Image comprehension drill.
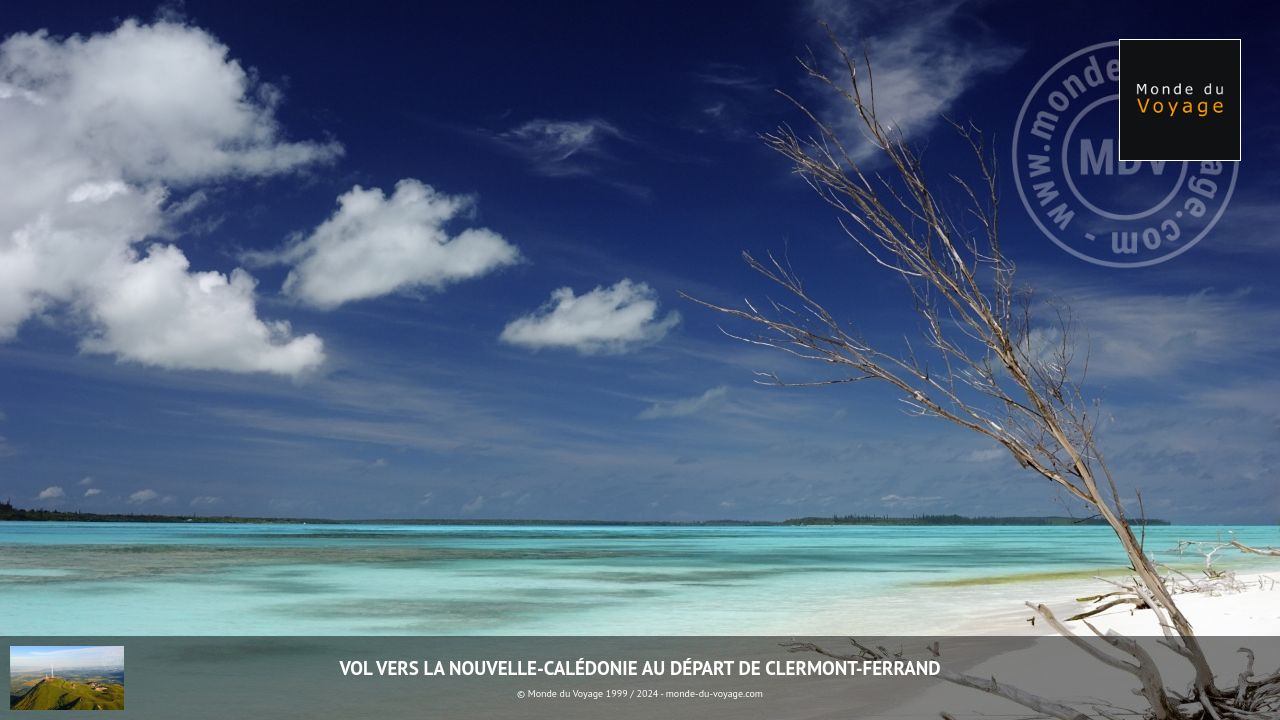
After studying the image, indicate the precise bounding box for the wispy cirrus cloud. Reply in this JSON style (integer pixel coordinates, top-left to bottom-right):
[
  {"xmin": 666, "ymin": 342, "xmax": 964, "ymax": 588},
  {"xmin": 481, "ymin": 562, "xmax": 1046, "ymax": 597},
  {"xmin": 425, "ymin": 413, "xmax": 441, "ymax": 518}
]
[
  {"xmin": 688, "ymin": 62, "xmax": 776, "ymax": 140},
  {"xmin": 638, "ymin": 385, "xmax": 729, "ymax": 420},
  {"xmin": 805, "ymin": 0, "xmax": 1021, "ymax": 160},
  {"xmin": 1194, "ymin": 199, "xmax": 1280, "ymax": 257},
  {"xmin": 498, "ymin": 118, "xmax": 625, "ymax": 177},
  {"xmin": 959, "ymin": 447, "xmax": 1005, "ymax": 463},
  {"xmin": 487, "ymin": 118, "xmax": 649, "ymax": 195},
  {"xmin": 691, "ymin": 62, "xmax": 770, "ymax": 92},
  {"xmin": 1030, "ymin": 285, "xmax": 1280, "ymax": 381}
]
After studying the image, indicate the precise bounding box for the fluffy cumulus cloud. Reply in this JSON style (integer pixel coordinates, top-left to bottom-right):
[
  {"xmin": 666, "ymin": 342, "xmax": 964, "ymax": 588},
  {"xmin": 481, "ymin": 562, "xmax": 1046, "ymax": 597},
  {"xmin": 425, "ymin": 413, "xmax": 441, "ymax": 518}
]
[
  {"xmin": 259, "ymin": 180, "xmax": 519, "ymax": 309},
  {"xmin": 0, "ymin": 19, "xmax": 338, "ymax": 376},
  {"xmin": 83, "ymin": 244, "xmax": 324, "ymax": 373},
  {"xmin": 36, "ymin": 486, "xmax": 65, "ymax": 500},
  {"xmin": 500, "ymin": 280, "xmax": 679, "ymax": 354},
  {"xmin": 128, "ymin": 489, "xmax": 159, "ymax": 504}
]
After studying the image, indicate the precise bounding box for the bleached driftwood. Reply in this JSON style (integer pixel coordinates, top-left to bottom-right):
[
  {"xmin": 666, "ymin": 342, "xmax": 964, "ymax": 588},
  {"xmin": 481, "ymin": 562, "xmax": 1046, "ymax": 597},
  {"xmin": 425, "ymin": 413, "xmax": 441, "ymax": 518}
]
[{"xmin": 1230, "ymin": 540, "xmax": 1280, "ymax": 558}]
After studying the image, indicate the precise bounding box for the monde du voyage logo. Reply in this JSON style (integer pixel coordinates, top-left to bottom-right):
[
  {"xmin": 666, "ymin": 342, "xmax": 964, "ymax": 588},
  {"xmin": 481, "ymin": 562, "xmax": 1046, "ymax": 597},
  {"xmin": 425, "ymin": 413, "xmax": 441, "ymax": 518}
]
[{"xmin": 1013, "ymin": 41, "xmax": 1240, "ymax": 268}]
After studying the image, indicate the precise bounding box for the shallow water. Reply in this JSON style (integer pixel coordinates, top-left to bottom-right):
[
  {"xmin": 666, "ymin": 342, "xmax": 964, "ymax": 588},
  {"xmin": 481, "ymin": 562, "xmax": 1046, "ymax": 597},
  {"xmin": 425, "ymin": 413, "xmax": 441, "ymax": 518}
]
[{"xmin": 1, "ymin": 523, "xmax": 1276, "ymax": 635}]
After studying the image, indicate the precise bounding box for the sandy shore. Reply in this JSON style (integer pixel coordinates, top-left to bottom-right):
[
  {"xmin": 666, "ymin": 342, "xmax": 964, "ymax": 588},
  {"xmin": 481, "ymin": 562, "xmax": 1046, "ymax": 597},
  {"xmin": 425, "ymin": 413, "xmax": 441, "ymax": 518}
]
[
  {"xmin": 954, "ymin": 570, "xmax": 1280, "ymax": 636},
  {"xmin": 874, "ymin": 568, "xmax": 1280, "ymax": 718}
]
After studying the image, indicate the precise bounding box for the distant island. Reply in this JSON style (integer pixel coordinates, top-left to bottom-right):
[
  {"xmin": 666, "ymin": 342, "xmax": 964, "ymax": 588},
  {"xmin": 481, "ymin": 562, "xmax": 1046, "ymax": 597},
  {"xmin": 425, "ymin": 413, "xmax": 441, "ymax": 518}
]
[
  {"xmin": 0, "ymin": 500, "xmax": 325, "ymax": 524},
  {"xmin": 0, "ymin": 501, "xmax": 1168, "ymax": 526},
  {"xmin": 785, "ymin": 514, "xmax": 1171, "ymax": 526}
]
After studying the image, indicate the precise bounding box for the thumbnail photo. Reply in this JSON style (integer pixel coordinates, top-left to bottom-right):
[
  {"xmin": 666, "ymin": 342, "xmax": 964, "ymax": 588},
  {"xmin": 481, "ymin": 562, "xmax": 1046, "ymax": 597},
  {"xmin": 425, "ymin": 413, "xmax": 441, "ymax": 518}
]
[{"xmin": 9, "ymin": 646, "xmax": 124, "ymax": 711}]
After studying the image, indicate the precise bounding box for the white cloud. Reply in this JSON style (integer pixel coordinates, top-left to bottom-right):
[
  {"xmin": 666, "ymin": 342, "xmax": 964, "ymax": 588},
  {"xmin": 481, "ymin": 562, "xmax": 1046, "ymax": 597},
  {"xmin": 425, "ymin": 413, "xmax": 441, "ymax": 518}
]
[
  {"xmin": 1036, "ymin": 286, "xmax": 1280, "ymax": 380},
  {"xmin": 960, "ymin": 447, "xmax": 1005, "ymax": 463},
  {"xmin": 880, "ymin": 493, "xmax": 943, "ymax": 509},
  {"xmin": 639, "ymin": 386, "xmax": 729, "ymax": 420},
  {"xmin": 2, "ymin": 21, "xmax": 340, "ymax": 183},
  {"xmin": 499, "ymin": 118, "xmax": 623, "ymax": 178},
  {"xmin": 190, "ymin": 496, "xmax": 220, "ymax": 506},
  {"xmin": 259, "ymin": 179, "xmax": 519, "ymax": 309},
  {"xmin": 807, "ymin": 0, "xmax": 1020, "ymax": 160},
  {"xmin": 36, "ymin": 486, "xmax": 65, "ymax": 500},
  {"xmin": 82, "ymin": 244, "xmax": 324, "ymax": 374},
  {"xmin": 692, "ymin": 63, "xmax": 769, "ymax": 91},
  {"xmin": 79, "ymin": 476, "xmax": 94, "ymax": 485},
  {"xmin": 128, "ymin": 488, "xmax": 159, "ymax": 504},
  {"xmin": 84, "ymin": 488, "xmax": 101, "ymax": 497},
  {"xmin": 500, "ymin": 279, "xmax": 679, "ymax": 354},
  {"xmin": 1193, "ymin": 379, "xmax": 1280, "ymax": 420},
  {"xmin": 461, "ymin": 495, "xmax": 485, "ymax": 514},
  {"xmin": 1189, "ymin": 200, "xmax": 1280, "ymax": 258},
  {"xmin": 0, "ymin": 19, "xmax": 336, "ymax": 376}
]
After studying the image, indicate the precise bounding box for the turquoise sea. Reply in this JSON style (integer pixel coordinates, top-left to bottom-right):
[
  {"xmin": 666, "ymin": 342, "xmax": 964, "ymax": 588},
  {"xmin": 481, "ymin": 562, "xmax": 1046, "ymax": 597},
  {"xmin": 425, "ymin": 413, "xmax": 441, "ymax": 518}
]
[{"xmin": 1, "ymin": 523, "xmax": 1277, "ymax": 635}]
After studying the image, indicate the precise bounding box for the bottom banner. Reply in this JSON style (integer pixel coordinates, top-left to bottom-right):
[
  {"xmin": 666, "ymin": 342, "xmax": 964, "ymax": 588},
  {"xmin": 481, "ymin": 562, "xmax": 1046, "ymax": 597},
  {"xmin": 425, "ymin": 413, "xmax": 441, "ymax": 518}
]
[{"xmin": 5, "ymin": 636, "xmax": 1277, "ymax": 718}]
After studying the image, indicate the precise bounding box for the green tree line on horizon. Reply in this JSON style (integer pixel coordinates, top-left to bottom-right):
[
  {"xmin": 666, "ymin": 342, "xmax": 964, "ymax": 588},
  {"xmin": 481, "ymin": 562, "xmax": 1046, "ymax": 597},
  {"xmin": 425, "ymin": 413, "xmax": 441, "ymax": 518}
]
[
  {"xmin": 1, "ymin": 500, "xmax": 1172, "ymax": 526},
  {"xmin": 785, "ymin": 514, "xmax": 1172, "ymax": 526}
]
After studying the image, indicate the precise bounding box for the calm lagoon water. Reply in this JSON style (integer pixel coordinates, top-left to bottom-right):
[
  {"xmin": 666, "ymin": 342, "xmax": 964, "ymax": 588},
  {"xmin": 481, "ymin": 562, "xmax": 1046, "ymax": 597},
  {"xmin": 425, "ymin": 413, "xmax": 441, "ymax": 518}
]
[{"xmin": 1, "ymin": 522, "xmax": 1276, "ymax": 636}]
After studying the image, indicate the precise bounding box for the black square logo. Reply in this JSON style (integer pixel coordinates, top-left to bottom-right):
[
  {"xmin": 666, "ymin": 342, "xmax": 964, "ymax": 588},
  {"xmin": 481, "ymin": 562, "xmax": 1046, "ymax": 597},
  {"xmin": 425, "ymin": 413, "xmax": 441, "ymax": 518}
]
[{"xmin": 1119, "ymin": 39, "xmax": 1240, "ymax": 161}]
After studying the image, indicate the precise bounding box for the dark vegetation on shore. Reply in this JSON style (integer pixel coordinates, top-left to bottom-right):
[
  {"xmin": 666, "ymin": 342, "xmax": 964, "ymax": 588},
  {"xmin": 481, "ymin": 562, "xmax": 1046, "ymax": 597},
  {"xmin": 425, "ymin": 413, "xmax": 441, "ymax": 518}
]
[
  {"xmin": 0, "ymin": 500, "xmax": 322, "ymax": 524},
  {"xmin": 785, "ymin": 514, "xmax": 1172, "ymax": 526},
  {"xmin": 0, "ymin": 501, "xmax": 1168, "ymax": 526}
]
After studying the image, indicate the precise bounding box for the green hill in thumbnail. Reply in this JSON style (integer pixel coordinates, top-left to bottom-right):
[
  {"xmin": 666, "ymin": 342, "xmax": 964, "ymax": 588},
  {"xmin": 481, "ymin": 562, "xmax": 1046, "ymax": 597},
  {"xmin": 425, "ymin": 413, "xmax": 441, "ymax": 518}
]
[{"xmin": 11, "ymin": 677, "xmax": 123, "ymax": 711}]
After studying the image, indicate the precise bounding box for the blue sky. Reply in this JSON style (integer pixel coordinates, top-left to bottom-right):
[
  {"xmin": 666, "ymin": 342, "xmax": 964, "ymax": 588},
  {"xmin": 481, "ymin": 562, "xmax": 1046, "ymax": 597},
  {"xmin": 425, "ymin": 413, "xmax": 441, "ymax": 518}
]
[
  {"xmin": 10, "ymin": 646, "xmax": 123, "ymax": 672},
  {"xmin": 0, "ymin": 1, "xmax": 1276, "ymax": 522}
]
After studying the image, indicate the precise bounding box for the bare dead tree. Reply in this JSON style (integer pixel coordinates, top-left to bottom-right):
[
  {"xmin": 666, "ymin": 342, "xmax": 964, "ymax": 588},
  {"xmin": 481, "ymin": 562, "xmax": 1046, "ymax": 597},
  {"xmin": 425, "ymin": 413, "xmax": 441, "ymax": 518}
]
[{"xmin": 689, "ymin": 29, "xmax": 1276, "ymax": 720}]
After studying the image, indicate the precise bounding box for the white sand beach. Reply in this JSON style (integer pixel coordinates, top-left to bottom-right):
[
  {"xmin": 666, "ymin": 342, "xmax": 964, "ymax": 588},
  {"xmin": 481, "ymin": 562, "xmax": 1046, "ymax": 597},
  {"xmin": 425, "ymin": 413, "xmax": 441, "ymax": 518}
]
[
  {"xmin": 875, "ymin": 569, "xmax": 1280, "ymax": 719},
  {"xmin": 958, "ymin": 570, "xmax": 1280, "ymax": 636}
]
